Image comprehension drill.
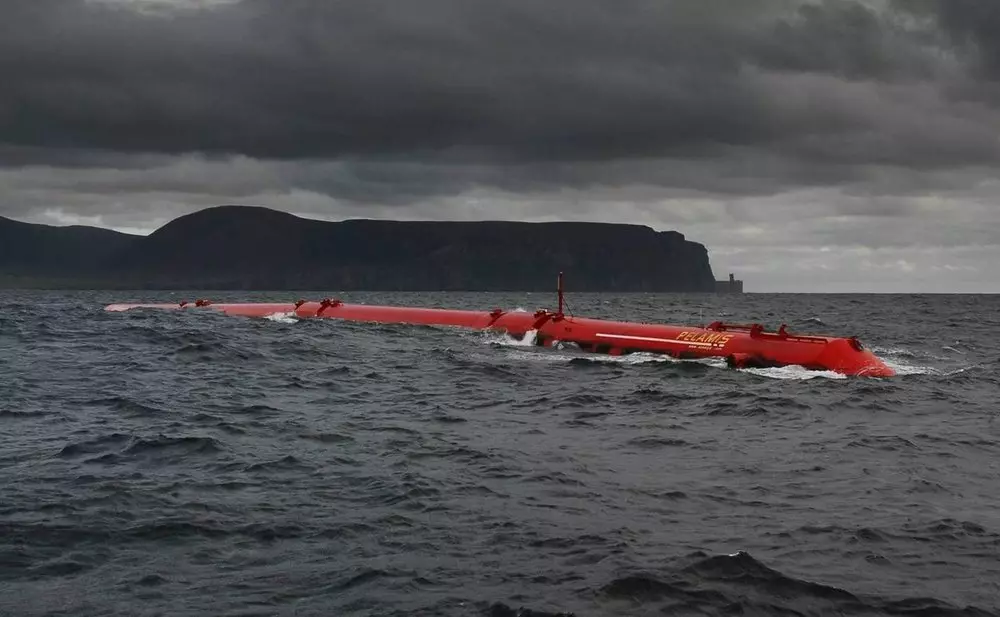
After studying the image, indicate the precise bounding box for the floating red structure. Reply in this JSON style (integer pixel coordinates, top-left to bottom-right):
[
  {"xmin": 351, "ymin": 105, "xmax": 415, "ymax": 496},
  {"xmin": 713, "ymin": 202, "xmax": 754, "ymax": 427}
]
[{"xmin": 104, "ymin": 273, "xmax": 895, "ymax": 377}]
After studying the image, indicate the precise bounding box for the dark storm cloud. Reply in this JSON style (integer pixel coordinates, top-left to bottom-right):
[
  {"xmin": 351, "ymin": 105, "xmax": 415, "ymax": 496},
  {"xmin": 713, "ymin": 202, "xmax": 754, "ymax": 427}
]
[
  {"xmin": 3, "ymin": 0, "xmax": 1000, "ymax": 292},
  {"xmin": 1, "ymin": 0, "xmax": 994, "ymax": 174},
  {"xmin": 902, "ymin": 0, "xmax": 1000, "ymax": 78}
]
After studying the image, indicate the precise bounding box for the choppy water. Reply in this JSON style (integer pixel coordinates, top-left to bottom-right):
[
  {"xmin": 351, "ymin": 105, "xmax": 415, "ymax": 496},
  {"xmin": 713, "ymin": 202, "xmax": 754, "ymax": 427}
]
[{"xmin": 2, "ymin": 290, "xmax": 999, "ymax": 616}]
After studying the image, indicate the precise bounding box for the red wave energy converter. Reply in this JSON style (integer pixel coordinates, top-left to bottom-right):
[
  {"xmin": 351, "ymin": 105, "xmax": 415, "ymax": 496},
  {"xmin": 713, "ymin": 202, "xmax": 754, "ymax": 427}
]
[{"xmin": 104, "ymin": 273, "xmax": 896, "ymax": 378}]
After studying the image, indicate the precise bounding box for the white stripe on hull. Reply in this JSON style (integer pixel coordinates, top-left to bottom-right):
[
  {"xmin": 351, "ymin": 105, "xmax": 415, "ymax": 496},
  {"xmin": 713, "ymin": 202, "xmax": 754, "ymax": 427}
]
[{"xmin": 594, "ymin": 333, "xmax": 720, "ymax": 347}]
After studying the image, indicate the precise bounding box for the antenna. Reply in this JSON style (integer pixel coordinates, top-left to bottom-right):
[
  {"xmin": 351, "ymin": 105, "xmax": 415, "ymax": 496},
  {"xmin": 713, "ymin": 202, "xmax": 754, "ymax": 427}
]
[{"xmin": 557, "ymin": 271, "xmax": 564, "ymax": 317}]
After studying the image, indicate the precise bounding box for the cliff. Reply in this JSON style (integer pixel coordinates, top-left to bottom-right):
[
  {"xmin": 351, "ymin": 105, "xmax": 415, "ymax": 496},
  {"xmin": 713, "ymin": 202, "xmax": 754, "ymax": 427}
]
[{"xmin": 0, "ymin": 206, "xmax": 717, "ymax": 291}]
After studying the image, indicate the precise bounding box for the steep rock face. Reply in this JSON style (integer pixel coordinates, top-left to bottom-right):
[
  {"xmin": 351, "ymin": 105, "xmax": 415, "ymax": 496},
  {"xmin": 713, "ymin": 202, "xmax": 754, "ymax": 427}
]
[{"xmin": 1, "ymin": 205, "xmax": 717, "ymax": 291}]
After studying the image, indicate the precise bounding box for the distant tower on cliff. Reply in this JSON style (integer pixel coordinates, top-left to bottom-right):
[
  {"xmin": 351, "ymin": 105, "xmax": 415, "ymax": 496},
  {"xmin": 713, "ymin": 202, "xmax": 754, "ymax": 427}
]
[{"xmin": 715, "ymin": 272, "xmax": 744, "ymax": 293}]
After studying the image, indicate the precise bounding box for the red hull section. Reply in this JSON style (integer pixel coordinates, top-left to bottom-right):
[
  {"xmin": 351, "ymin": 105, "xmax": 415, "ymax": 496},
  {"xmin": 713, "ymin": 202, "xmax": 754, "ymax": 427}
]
[{"xmin": 104, "ymin": 298, "xmax": 895, "ymax": 377}]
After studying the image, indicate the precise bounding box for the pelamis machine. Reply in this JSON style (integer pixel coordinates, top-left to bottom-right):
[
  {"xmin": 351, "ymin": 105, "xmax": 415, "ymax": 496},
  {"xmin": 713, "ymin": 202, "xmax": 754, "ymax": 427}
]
[{"xmin": 105, "ymin": 273, "xmax": 895, "ymax": 378}]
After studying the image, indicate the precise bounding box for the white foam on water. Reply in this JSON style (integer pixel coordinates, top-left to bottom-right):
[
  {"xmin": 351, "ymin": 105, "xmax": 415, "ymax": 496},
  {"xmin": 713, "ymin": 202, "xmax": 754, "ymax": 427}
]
[
  {"xmin": 871, "ymin": 346, "xmax": 942, "ymax": 376},
  {"xmin": 877, "ymin": 354, "xmax": 981, "ymax": 378},
  {"xmin": 696, "ymin": 357, "xmax": 731, "ymax": 370},
  {"xmin": 869, "ymin": 346, "xmax": 957, "ymax": 376},
  {"xmin": 481, "ymin": 329, "xmax": 538, "ymax": 347},
  {"xmin": 263, "ymin": 312, "xmax": 299, "ymax": 324},
  {"xmin": 500, "ymin": 348, "xmax": 674, "ymax": 366},
  {"xmin": 882, "ymin": 358, "xmax": 941, "ymax": 376},
  {"xmin": 739, "ymin": 365, "xmax": 848, "ymax": 381},
  {"xmin": 597, "ymin": 351, "xmax": 678, "ymax": 366}
]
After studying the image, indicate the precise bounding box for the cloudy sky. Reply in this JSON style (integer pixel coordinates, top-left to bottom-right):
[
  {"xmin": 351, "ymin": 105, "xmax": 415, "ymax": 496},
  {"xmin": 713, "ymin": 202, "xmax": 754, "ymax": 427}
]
[{"xmin": 2, "ymin": 0, "xmax": 999, "ymax": 292}]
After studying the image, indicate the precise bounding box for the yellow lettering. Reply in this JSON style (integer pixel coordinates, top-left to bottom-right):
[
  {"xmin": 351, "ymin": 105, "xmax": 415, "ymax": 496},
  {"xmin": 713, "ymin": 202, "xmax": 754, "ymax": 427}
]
[{"xmin": 678, "ymin": 332, "xmax": 733, "ymax": 346}]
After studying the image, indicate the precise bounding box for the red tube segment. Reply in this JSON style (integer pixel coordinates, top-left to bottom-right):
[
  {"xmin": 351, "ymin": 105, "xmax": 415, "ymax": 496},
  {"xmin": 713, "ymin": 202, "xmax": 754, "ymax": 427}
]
[
  {"xmin": 104, "ymin": 301, "xmax": 895, "ymax": 377},
  {"xmin": 533, "ymin": 318, "xmax": 892, "ymax": 377}
]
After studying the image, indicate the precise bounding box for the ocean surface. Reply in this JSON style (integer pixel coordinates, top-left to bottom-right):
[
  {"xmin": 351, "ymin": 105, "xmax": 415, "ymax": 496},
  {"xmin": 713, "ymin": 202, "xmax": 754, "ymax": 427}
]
[{"xmin": 1, "ymin": 290, "xmax": 999, "ymax": 617}]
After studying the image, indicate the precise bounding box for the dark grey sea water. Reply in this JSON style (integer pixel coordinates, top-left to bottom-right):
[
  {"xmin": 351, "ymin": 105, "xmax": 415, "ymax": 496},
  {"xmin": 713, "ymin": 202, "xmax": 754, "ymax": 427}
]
[{"xmin": 2, "ymin": 290, "xmax": 999, "ymax": 617}]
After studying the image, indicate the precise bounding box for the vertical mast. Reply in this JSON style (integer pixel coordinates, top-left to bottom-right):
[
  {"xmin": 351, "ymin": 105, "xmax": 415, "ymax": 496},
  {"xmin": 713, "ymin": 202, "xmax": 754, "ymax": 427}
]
[{"xmin": 557, "ymin": 271, "xmax": 564, "ymax": 317}]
